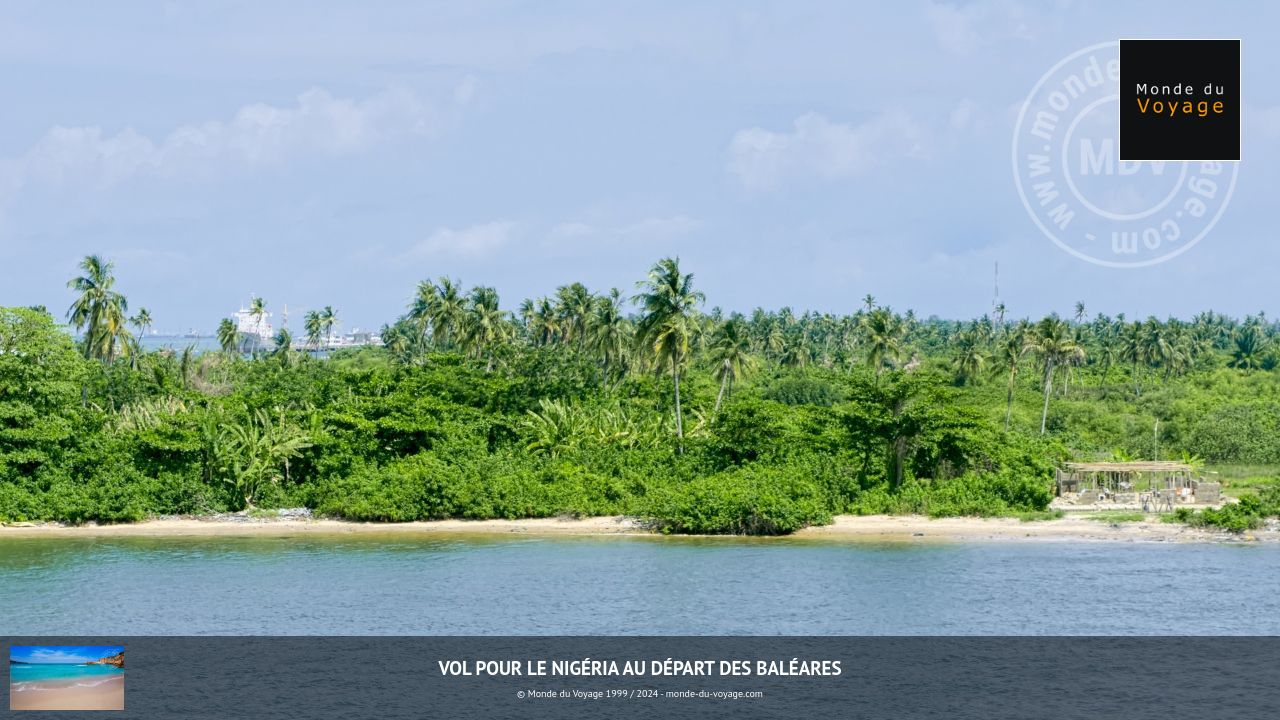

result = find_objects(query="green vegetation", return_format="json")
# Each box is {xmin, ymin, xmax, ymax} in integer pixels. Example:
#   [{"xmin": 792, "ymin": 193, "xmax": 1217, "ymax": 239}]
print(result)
[
  {"xmin": 4, "ymin": 255, "xmax": 1280, "ymax": 534},
  {"xmin": 1171, "ymin": 488, "xmax": 1280, "ymax": 533}
]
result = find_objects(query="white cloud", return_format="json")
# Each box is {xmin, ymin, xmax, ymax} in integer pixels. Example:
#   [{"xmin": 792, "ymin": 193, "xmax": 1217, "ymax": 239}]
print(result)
[
  {"xmin": 4, "ymin": 86, "xmax": 442, "ymax": 194},
  {"xmin": 405, "ymin": 221, "xmax": 516, "ymax": 260},
  {"xmin": 24, "ymin": 648, "xmax": 91, "ymax": 663},
  {"xmin": 927, "ymin": 3, "xmax": 984, "ymax": 55},
  {"xmin": 726, "ymin": 111, "xmax": 926, "ymax": 191},
  {"xmin": 926, "ymin": 1, "xmax": 1045, "ymax": 55},
  {"xmin": 949, "ymin": 98, "xmax": 978, "ymax": 131},
  {"xmin": 548, "ymin": 214, "xmax": 699, "ymax": 244}
]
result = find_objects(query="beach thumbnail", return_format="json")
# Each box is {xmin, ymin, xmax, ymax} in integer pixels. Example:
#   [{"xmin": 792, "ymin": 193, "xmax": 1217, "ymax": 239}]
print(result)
[{"xmin": 9, "ymin": 645, "xmax": 125, "ymax": 711}]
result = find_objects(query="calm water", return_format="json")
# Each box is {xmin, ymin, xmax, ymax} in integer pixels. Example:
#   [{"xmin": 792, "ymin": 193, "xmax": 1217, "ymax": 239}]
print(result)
[
  {"xmin": 9, "ymin": 663, "xmax": 123, "ymax": 685},
  {"xmin": 1, "ymin": 535, "xmax": 1278, "ymax": 635}
]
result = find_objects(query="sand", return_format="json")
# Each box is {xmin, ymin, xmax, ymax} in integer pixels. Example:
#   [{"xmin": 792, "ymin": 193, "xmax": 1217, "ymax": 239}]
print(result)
[
  {"xmin": 0, "ymin": 513, "xmax": 1273, "ymax": 543},
  {"xmin": 9, "ymin": 675, "xmax": 125, "ymax": 711}
]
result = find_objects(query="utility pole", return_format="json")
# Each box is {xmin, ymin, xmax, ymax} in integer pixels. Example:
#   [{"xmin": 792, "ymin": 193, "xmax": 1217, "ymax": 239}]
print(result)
[{"xmin": 992, "ymin": 261, "xmax": 1000, "ymax": 316}]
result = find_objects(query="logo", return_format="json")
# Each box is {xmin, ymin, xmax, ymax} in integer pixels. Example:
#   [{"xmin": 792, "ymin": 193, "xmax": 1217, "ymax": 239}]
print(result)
[
  {"xmin": 1119, "ymin": 39, "xmax": 1240, "ymax": 161},
  {"xmin": 1012, "ymin": 41, "xmax": 1238, "ymax": 268}
]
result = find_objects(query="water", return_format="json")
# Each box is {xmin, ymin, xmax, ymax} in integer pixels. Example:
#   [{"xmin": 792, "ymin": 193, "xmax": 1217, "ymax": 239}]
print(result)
[
  {"xmin": 9, "ymin": 663, "xmax": 123, "ymax": 684},
  {"xmin": 136, "ymin": 336, "xmax": 221, "ymax": 353},
  {"xmin": 1, "ymin": 535, "xmax": 1278, "ymax": 635}
]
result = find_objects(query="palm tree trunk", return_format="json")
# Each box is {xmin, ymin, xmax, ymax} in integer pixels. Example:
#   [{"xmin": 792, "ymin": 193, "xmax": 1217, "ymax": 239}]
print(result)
[
  {"xmin": 893, "ymin": 436, "xmax": 907, "ymax": 488},
  {"xmin": 714, "ymin": 361, "xmax": 729, "ymax": 414},
  {"xmin": 672, "ymin": 356, "xmax": 684, "ymax": 450},
  {"xmin": 1040, "ymin": 360, "xmax": 1055, "ymax": 434},
  {"xmin": 1004, "ymin": 367, "xmax": 1016, "ymax": 431}
]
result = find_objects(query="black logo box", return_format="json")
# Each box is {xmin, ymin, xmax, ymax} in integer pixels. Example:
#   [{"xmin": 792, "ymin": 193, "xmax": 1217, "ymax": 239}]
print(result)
[{"xmin": 1119, "ymin": 39, "xmax": 1240, "ymax": 161}]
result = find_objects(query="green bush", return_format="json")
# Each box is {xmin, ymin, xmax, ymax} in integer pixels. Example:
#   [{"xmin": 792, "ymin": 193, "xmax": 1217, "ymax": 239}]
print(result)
[
  {"xmin": 314, "ymin": 454, "xmax": 461, "ymax": 521},
  {"xmin": 1176, "ymin": 492, "xmax": 1279, "ymax": 533},
  {"xmin": 848, "ymin": 471, "xmax": 1053, "ymax": 518},
  {"xmin": 762, "ymin": 376, "xmax": 847, "ymax": 407},
  {"xmin": 644, "ymin": 464, "xmax": 832, "ymax": 535}
]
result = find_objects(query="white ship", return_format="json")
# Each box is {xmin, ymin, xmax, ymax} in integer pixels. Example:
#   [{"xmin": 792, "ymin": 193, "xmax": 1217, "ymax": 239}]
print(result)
[
  {"xmin": 233, "ymin": 300, "xmax": 274, "ymax": 348},
  {"xmin": 226, "ymin": 298, "xmax": 382, "ymax": 351}
]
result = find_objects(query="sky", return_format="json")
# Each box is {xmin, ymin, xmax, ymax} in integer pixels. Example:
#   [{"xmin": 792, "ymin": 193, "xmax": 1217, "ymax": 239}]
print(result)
[
  {"xmin": 10, "ymin": 645, "xmax": 124, "ymax": 664},
  {"xmin": 0, "ymin": 1, "xmax": 1277, "ymax": 334}
]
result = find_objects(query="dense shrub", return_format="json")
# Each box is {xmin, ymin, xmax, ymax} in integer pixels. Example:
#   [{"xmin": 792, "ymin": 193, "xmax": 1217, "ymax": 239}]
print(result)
[
  {"xmin": 848, "ymin": 471, "xmax": 1053, "ymax": 518},
  {"xmin": 763, "ymin": 376, "xmax": 847, "ymax": 407},
  {"xmin": 1173, "ymin": 487, "xmax": 1280, "ymax": 532},
  {"xmin": 644, "ymin": 465, "xmax": 832, "ymax": 535}
]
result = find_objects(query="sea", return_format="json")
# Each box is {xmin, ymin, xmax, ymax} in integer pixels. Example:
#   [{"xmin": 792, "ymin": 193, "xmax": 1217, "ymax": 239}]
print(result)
[{"xmin": 2, "ymin": 535, "xmax": 1278, "ymax": 635}]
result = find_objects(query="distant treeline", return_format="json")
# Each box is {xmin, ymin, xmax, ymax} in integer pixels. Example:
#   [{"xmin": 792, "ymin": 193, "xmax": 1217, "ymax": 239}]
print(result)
[{"xmin": 2, "ymin": 255, "xmax": 1280, "ymax": 533}]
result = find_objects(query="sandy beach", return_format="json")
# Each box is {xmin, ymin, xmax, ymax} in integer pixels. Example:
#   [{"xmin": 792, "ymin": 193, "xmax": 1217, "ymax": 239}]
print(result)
[
  {"xmin": 9, "ymin": 675, "xmax": 125, "ymax": 711},
  {"xmin": 1, "ymin": 513, "xmax": 1273, "ymax": 543}
]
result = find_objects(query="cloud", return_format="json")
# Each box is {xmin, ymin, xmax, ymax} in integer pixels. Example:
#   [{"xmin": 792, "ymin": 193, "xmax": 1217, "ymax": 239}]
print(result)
[
  {"xmin": 3, "ymin": 86, "xmax": 444, "ymax": 195},
  {"xmin": 405, "ymin": 221, "xmax": 516, "ymax": 260},
  {"xmin": 726, "ymin": 111, "xmax": 926, "ymax": 191},
  {"xmin": 925, "ymin": 1, "xmax": 1042, "ymax": 55},
  {"xmin": 23, "ymin": 648, "xmax": 94, "ymax": 663},
  {"xmin": 548, "ymin": 214, "xmax": 699, "ymax": 244},
  {"xmin": 927, "ymin": 3, "xmax": 983, "ymax": 55}
]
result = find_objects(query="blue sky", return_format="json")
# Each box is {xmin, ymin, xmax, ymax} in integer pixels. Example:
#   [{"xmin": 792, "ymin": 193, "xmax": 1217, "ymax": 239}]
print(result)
[
  {"xmin": 0, "ymin": 1, "xmax": 1277, "ymax": 333},
  {"xmin": 11, "ymin": 645, "xmax": 124, "ymax": 664}
]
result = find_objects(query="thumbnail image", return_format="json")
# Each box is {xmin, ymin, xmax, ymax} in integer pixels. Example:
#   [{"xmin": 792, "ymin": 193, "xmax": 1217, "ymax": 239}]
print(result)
[{"xmin": 9, "ymin": 646, "xmax": 125, "ymax": 711}]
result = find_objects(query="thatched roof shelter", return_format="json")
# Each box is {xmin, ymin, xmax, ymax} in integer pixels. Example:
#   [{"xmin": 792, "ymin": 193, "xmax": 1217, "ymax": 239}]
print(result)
[
  {"xmin": 1063, "ymin": 461, "xmax": 1192, "ymax": 473},
  {"xmin": 1056, "ymin": 460, "xmax": 1199, "ymax": 498}
]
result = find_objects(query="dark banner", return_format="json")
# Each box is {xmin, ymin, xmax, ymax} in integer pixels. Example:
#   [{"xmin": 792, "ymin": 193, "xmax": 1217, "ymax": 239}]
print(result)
[{"xmin": 4, "ymin": 637, "xmax": 1278, "ymax": 719}]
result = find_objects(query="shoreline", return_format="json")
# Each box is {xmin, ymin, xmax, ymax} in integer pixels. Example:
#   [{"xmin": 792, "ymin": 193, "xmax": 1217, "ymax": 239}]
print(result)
[
  {"xmin": 0, "ymin": 513, "xmax": 1274, "ymax": 543},
  {"xmin": 9, "ymin": 674, "xmax": 124, "ymax": 712}
]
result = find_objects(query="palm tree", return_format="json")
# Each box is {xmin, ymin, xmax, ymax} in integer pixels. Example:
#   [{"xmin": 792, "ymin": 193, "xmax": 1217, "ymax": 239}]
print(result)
[
  {"xmin": 462, "ymin": 286, "xmax": 511, "ymax": 370},
  {"xmin": 130, "ymin": 307, "xmax": 153, "ymax": 337},
  {"xmin": 997, "ymin": 322, "xmax": 1029, "ymax": 430},
  {"xmin": 555, "ymin": 282, "xmax": 595, "ymax": 346},
  {"xmin": 1094, "ymin": 321, "xmax": 1120, "ymax": 388},
  {"xmin": 633, "ymin": 257, "xmax": 704, "ymax": 447},
  {"xmin": 248, "ymin": 297, "xmax": 267, "ymax": 353},
  {"xmin": 859, "ymin": 307, "xmax": 906, "ymax": 382},
  {"xmin": 709, "ymin": 318, "xmax": 756, "ymax": 413},
  {"xmin": 1228, "ymin": 324, "xmax": 1270, "ymax": 371},
  {"xmin": 303, "ymin": 310, "xmax": 324, "ymax": 351},
  {"xmin": 525, "ymin": 297, "xmax": 559, "ymax": 346},
  {"xmin": 779, "ymin": 338, "xmax": 810, "ymax": 368},
  {"xmin": 381, "ymin": 323, "xmax": 411, "ymax": 358},
  {"xmin": 408, "ymin": 279, "xmax": 437, "ymax": 345},
  {"xmin": 1119, "ymin": 321, "xmax": 1149, "ymax": 395},
  {"xmin": 1025, "ymin": 316, "xmax": 1084, "ymax": 434},
  {"xmin": 66, "ymin": 254, "xmax": 131, "ymax": 362},
  {"xmin": 321, "ymin": 306, "xmax": 338, "ymax": 348},
  {"xmin": 217, "ymin": 318, "xmax": 240, "ymax": 354},
  {"xmin": 1073, "ymin": 301, "xmax": 1087, "ymax": 324},
  {"xmin": 952, "ymin": 329, "xmax": 988, "ymax": 385},
  {"xmin": 589, "ymin": 289, "xmax": 629, "ymax": 379},
  {"xmin": 431, "ymin": 278, "xmax": 466, "ymax": 348},
  {"xmin": 271, "ymin": 328, "xmax": 296, "ymax": 366}
]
